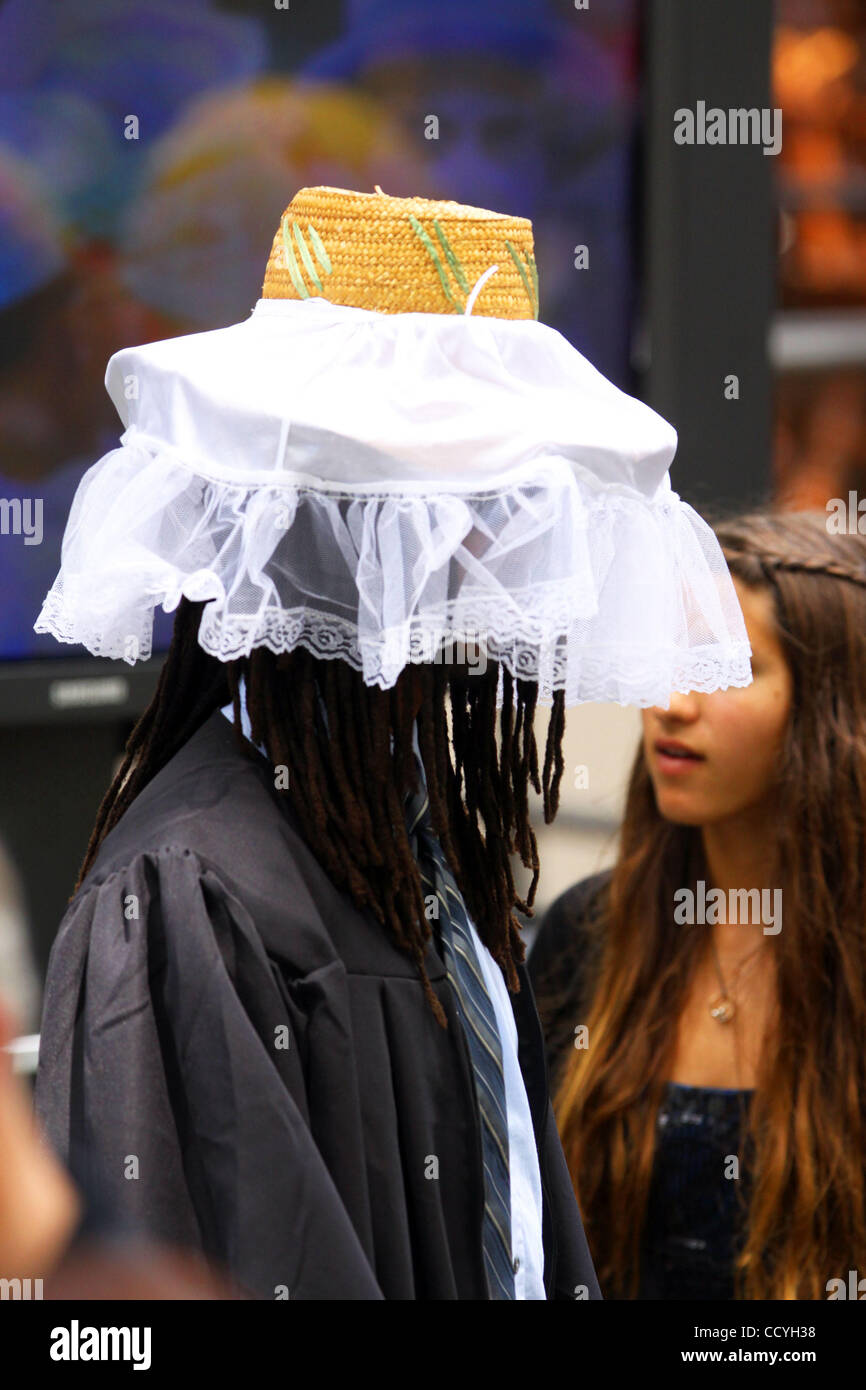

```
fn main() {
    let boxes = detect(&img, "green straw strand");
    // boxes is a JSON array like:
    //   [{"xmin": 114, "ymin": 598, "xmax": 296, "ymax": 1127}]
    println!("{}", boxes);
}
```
[
  {"xmin": 526, "ymin": 250, "xmax": 539, "ymax": 319},
  {"xmin": 293, "ymin": 220, "xmax": 323, "ymax": 292},
  {"xmin": 408, "ymin": 214, "xmax": 460, "ymax": 312},
  {"xmin": 281, "ymin": 216, "xmax": 309, "ymax": 298},
  {"xmin": 432, "ymin": 220, "xmax": 470, "ymax": 294},
  {"xmin": 307, "ymin": 223, "xmax": 333, "ymax": 276},
  {"xmin": 505, "ymin": 239, "xmax": 536, "ymax": 317}
]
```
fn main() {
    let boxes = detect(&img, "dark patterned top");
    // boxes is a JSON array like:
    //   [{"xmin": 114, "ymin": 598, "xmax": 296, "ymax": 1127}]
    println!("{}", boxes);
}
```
[
  {"xmin": 529, "ymin": 870, "xmax": 752, "ymax": 1301},
  {"xmin": 638, "ymin": 1081, "xmax": 751, "ymax": 1300}
]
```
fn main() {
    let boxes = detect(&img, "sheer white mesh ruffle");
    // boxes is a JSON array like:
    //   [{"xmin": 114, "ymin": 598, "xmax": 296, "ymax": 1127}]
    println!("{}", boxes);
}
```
[
  {"xmin": 34, "ymin": 297, "xmax": 751, "ymax": 707},
  {"xmin": 34, "ymin": 432, "xmax": 751, "ymax": 708}
]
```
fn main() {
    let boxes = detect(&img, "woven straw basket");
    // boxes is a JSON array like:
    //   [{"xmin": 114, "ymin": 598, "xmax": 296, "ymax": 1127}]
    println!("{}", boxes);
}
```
[{"xmin": 261, "ymin": 185, "xmax": 538, "ymax": 320}]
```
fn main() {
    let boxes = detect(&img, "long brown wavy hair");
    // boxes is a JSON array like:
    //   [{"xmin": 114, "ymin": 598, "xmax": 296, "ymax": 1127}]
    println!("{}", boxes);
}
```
[{"xmin": 554, "ymin": 510, "xmax": 866, "ymax": 1299}]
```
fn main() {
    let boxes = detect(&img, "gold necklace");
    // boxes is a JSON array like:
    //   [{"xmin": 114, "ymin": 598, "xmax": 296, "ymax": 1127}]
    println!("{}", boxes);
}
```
[{"xmin": 708, "ymin": 936, "xmax": 765, "ymax": 1024}]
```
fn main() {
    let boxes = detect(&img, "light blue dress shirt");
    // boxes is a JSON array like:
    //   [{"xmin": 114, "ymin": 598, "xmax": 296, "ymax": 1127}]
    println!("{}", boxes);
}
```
[{"xmin": 220, "ymin": 675, "xmax": 546, "ymax": 1299}]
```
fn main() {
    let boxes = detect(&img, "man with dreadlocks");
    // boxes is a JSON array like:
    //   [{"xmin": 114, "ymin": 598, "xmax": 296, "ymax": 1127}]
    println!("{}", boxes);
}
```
[{"xmin": 32, "ymin": 188, "xmax": 751, "ymax": 1299}]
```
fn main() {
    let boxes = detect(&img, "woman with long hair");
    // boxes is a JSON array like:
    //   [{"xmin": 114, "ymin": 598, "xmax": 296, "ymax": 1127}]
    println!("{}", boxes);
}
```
[{"xmin": 529, "ymin": 510, "xmax": 866, "ymax": 1300}]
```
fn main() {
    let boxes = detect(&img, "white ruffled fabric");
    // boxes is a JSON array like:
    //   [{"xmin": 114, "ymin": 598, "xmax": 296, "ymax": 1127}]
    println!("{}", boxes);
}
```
[{"xmin": 35, "ymin": 297, "xmax": 751, "ymax": 707}]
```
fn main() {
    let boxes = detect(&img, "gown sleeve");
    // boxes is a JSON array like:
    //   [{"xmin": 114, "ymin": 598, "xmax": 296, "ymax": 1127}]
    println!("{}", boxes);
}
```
[{"xmin": 34, "ymin": 846, "xmax": 384, "ymax": 1301}]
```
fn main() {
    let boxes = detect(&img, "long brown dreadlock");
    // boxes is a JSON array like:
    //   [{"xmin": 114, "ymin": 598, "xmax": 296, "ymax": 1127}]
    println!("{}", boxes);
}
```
[{"xmin": 75, "ymin": 598, "xmax": 567, "ymax": 1026}]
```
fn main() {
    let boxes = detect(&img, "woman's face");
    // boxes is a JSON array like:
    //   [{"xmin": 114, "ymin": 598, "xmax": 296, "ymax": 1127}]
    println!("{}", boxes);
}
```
[{"xmin": 641, "ymin": 578, "xmax": 794, "ymax": 827}]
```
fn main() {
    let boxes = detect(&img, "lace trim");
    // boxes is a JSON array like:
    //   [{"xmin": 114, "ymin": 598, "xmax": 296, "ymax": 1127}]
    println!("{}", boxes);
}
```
[
  {"xmin": 36, "ymin": 586, "xmax": 752, "ymax": 708},
  {"xmin": 33, "ymin": 428, "xmax": 750, "ymax": 708}
]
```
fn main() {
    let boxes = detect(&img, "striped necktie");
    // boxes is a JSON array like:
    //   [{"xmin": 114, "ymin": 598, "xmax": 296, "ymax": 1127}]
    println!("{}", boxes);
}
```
[{"xmin": 405, "ymin": 756, "xmax": 516, "ymax": 1300}]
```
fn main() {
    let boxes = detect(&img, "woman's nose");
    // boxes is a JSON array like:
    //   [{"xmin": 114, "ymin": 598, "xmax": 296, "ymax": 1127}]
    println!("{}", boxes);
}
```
[{"xmin": 653, "ymin": 688, "xmax": 702, "ymax": 723}]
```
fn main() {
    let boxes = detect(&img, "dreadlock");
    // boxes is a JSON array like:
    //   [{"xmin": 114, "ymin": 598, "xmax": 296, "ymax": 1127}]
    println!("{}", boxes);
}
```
[{"xmin": 74, "ymin": 598, "xmax": 567, "ymax": 1027}]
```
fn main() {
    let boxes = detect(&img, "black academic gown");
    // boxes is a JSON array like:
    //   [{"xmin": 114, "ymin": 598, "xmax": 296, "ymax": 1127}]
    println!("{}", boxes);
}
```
[{"xmin": 35, "ymin": 708, "xmax": 601, "ymax": 1301}]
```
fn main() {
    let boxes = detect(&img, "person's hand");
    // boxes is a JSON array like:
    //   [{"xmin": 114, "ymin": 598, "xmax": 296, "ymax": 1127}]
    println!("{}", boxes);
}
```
[{"xmin": 0, "ymin": 993, "xmax": 82, "ymax": 1282}]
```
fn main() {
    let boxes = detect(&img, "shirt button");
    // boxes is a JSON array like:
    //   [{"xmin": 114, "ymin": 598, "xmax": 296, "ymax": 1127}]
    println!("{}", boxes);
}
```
[{"xmin": 513, "ymin": 1256, "xmax": 520, "ymax": 1274}]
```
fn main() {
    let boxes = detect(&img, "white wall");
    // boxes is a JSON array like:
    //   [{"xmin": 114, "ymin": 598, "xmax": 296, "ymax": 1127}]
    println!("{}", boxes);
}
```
[{"xmin": 519, "ymin": 701, "xmax": 642, "ymax": 940}]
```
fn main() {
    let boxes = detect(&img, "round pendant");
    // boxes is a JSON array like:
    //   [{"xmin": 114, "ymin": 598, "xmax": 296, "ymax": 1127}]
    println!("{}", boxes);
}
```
[{"xmin": 709, "ymin": 995, "xmax": 735, "ymax": 1023}]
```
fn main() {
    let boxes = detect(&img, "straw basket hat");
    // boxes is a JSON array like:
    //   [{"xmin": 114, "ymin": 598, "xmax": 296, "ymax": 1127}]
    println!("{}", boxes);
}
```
[
  {"xmin": 260, "ymin": 186, "xmax": 539, "ymax": 319},
  {"xmin": 35, "ymin": 185, "xmax": 751, "ymax": 707}
]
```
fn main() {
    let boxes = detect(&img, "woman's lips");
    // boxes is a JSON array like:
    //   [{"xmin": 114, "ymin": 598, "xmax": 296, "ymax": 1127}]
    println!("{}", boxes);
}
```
[{"xmin": 654, "ymin": 740, "xmax": 705, "ymax": 775}]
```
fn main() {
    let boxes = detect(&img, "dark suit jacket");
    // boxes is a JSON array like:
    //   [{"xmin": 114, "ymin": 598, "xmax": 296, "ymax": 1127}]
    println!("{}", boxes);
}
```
[{"xmin": 35, "ymin": 708, "xmax": 601, "ymax": 1301}]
